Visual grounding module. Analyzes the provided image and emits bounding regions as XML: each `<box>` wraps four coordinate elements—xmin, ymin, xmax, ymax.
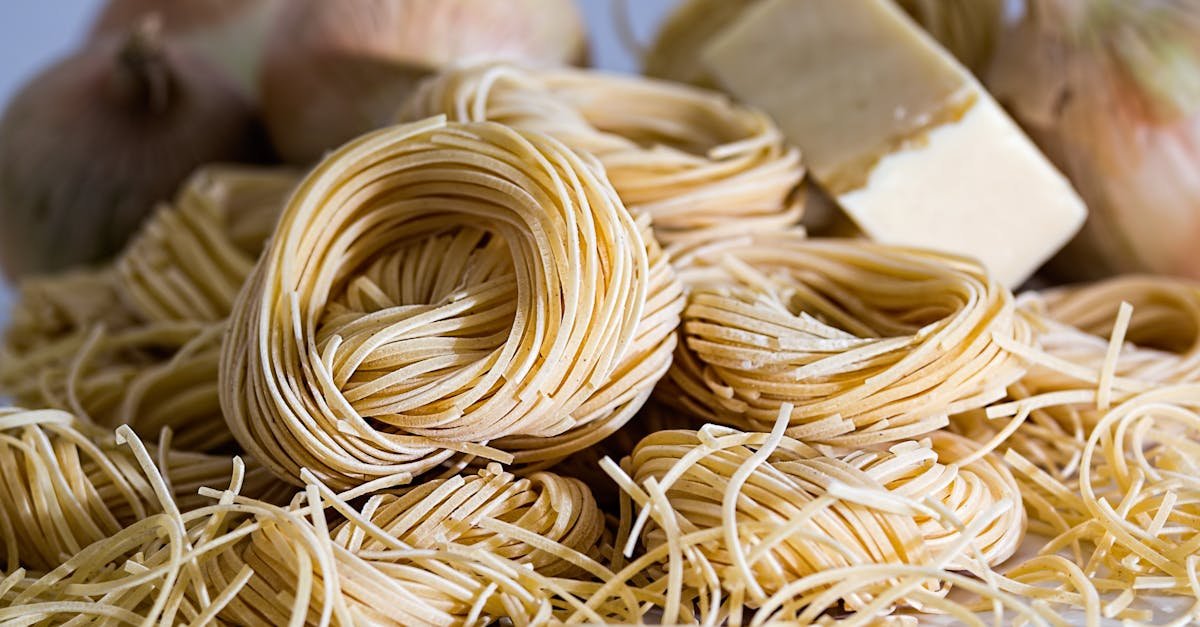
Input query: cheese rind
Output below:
<box><xmin>702</xmin><ymin>0</ymin><xmax>1086</xmax><ymax>287</ymax></box>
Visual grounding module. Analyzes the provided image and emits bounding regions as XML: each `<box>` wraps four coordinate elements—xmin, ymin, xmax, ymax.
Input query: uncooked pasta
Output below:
<box><xmin>661</xmin><ymin>233</ymin><xmax>1030</xmax><ymax>447</ymax></box>
<box><xmin>1003</xmin><ymin>385</ymin><xmax>1200</xmax><ymax>622</ymax></box>
<box><xmin>952</xmin><ymin>275</ymin><xmax>1200</xmax><ymax>477</ymax></box>
<box><xmin>399</xmin><ymin>62</ymin><xmax>805</xmax><ymax>251</ymax></box>
<box><xmin>2</xmin><ymin>429</ymin><xmax>650</xmax><ymax>625</ymax></box>
<box><xmin>0</xmin><ymin>424</ymin><xmax>288</xmax><ymax>624</ymax></box>
<box><xmin>220</xmin><ymin>117</ymin><xmax>682</xmax><ymax>489</ymax></box>
<box><xmin>116</xmin><ymin>166</ymin><xmax>299</xmax><ymax>324</ymax></box>
<box><xmin>0</xmin><ymin>166</ymin><xmax>297</xmax><ymax>452</ymax></box>
<box><xmin>0</xmin><ymin>318</ymin><xmax>211</xmax><ymax>435</ymax></box>
<box><xmin>210</xmin><ymin>464</ymin><xmax>617</xmax><ymax>625</ymax></box>
<box><xmin>1</xmin><ymin>266</ymin><xmax>137</xmax><ymax>356</ymax></box>
<box><xmin>601</xmin><ymin>412</ymin><xmax>1027</xmax><ymax>625</ymax></box>
<box><xmin>0</xmin><ymin>407</ymin><xmax>286</xmax><ymax>573</ymax></box>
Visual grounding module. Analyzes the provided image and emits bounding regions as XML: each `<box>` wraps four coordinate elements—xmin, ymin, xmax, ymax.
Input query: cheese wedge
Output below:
<box><xmin>701</xmin><ymin>0</ymin><xmax>1086</xmax><ymax>287</ymax></box>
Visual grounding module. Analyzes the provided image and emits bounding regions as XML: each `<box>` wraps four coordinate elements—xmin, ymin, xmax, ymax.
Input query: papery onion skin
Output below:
<box><xmin>260</xmin><ymin>0</ymin><xmax>589</xmax><ymax>164</ymax></box>
<box><xmin>0</xmin><ymin>23</ymin><xmax>265</xmax><ymax>280</ymax></box>
<box><xmin>88</xmin><ymin>0</ymin><xmax>283</xmax><ymax>97</ymax></box>
<box><xmin>989</xmin><ymin>0</ymin><xmax>1200</xmax><ymax>280</ymax></box>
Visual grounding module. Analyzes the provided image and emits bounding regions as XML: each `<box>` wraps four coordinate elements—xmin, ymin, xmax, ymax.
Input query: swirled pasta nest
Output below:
<box><xmin>661</xmin><ymin>233</ymin><xmax>1030</xmax><ymax>447</ymax></box>
<box><xmin>1</xmin><ymin>431</ymin><xmax>647</xmax><ymax>625</ymax></box>
<box><xmin>209</xmin><ymin>464</ymin><xmax>611</xmax><ymax>625</ymax></box>
<box><xmin>400</xmin><ymin>62</ymin><xmax>806</xmax><ymax>252</ymax></box>
<box><xmin>220</xmin><ymin>117</ymin><xmax>683</xmax><ymax>489</ymax></box>
<box><xmin>603</xmin><ymin>416</ymin><xmax>1024</xmax><ymax>624</ymax></box>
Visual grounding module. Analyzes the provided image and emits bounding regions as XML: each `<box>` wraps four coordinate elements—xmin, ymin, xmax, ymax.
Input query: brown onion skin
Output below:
<box><xmin>90</xmin><ymin>0</ymin><xmax>264</xmax><ymax>32</ymax></box>
<box><xmin>260</xmin><ymin>0</ymin><xmax>588</xmax><ymax>164</ymax></box>
<box><xmin>0</xmin><ymin>30</ymin><xmax>266</xmax><ymax>280</ymax></box>
<box><xmin>87</xmin><ymin>0</ymin><xmax>282</xmax><ymax>98</ymax></box>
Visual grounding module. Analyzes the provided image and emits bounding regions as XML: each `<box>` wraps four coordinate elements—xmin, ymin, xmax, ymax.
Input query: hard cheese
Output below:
<box><xmin>701</xmin><ymin>0</ymin><xmax>1086</xmax><ymax>287</ymax></box>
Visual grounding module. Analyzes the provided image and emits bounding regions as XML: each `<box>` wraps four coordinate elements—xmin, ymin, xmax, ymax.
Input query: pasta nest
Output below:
<box><xmin>400</xmin><ymin>62</ymin><xmax>806</xmax><ymax>252</ymax></box>
<box><xmin>0</xmin><ymin>407</ymin><xmax>285</xmax><ymax>572</ymax></box>
<box><xmin>220</xmin><ymin>117</ymin><xmax>683</xmax><ymax>489</ymax></box>
<box><xmin>1</xmin><ymin>439</ymin><xmax>640</xmax><ymax>625</ymax></box>
<box><xmin>662</xmin><ymin>233</ymin><xmax>1030</xmax><ymax>447</ymax></box>
<box><xmin>115</xmin><ymin>166</ymin><xmax>300</xmax><ymax>324</ymax></box>
<box><xmin>616</xmin><ymin>422</ymin><xmax>1025</xmax><ymax>621</ymax></box>
<box><xmin>209</xmin><ymin>464</ymin><xmax>608</xmax><ymax>625</ymax></box>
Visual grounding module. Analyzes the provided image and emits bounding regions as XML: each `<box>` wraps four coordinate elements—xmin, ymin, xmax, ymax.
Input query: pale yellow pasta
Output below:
<box><xmin>661</xmin><ymin>232</ymin><xmax>1029</xmax><ymax>447</ymax></box>
<box><xmin>211</xmin><ymin>465</ymin><xmax>625</xmax><ymax>626</ymax></box>
<box><xmin>0</xmin><ymin>408</ymin><xmax>286</xmax><ymax>573</ymax></box>
<box><xmin>1003</xmin><ymin>384</ymin><xmax>1200</xmax><ymax>619</ymax></box>
<box><xmin>116</xmin><ymin>166</ymin><xmax>299</xmax><ymax>324</ymax></box>
<box><xmin>0</xmin><ymin>424</ymin><xmax>282</xmax><ymax>624</ymax></box>
<box><xmin>2</xmin><ymin>266</ymin><xmax>137</xmax><ymax>356</ymax></box>
<box><xmin>605</xmin><ymin>416</ymin><xmax>1027</xmax><ymax>624</ymax></box>
<box><xmin>0</xmin><ymin>166</ymin><xmax>298</xmax><ymax>452</ymax></box>
<box><xmin>952</xmin><ymin>275</ymin><xmax>1200</xmax><ymax>477</ymax></box>
<box><xmin>400</xmin><ymin>62</ymin><xmax>805</xmax><ymax>252</ymax></box>
<box><xmin>0</xmin><ymin>318</ymin><xmax>218</xmax><ymax>443</ymax></box>
<box><xmin>220</xmin><ymin>117</ymin><xmax>682</xmax><ymax>489</ymax></box>
<box><xmin>1</xmin><ymin>424</ymin><xmax>649</xmax><ymax>626</ymax></box>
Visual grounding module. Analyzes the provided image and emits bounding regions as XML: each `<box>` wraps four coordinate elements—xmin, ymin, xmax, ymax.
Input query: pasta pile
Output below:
<box><xmin>220</xmin><ymin>117</ymin><xmax>683</xmax><ymax>489</ymax></box>
<box><xmin>0</xmin><ymin>408</ymin><xmax>286</xmax><ymax>573</ymax></box>
<box><xmin>662</xmin><ymin>233</ymin><xmax>1029</xmax><ymax>447</ymax></box>
<box><xmin>1</xmin><ymin>423</ymin><xmax>649</xmax><ymax>625</ymax></box>
<box><xmin>602</xmin><ymin>417</ymin><xmax>1024</xmax><ymax>624</ymax></box>
<box><xmin>0</xmin><ymin>166</ymin><xmax>297</xmax><ymax>451</ymax></box>
<box><xmin>209</xmin><ymin>464</ymin><xmax>613</xmax><ymax>625</ymax></box>
<box><xmin>399</xmin><ymin>63</ymin><xmax>805</xmax><ymax>252</ymax></box>
<box><xmin>1004</xmin><ymin>385</ymin><xmax>1200</xmax><ymax>620</ymax></box>
<box><xmin>952</xmin><ymin>275</ymin><xmax>1200</xmax><ymax>476</ymax></box>
<box><xmin>3</xmin><ymin>61</ymin><xmax>1200</xmax><ymax>625</ymax></box>
<box><xmin>116</xmin><ymin>167</ymin><xmax>300</xmax><ymax>324</ymax></box>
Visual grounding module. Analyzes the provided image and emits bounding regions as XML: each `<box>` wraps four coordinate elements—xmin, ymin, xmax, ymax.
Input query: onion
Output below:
<box><xmin>645</xmin><ymin>0</ymin><xmax>1002</xmax><ymax>85</ymax></box>
<box><xmin>260</xmin><ymin>0</ymin><xmax>588</xmax><ymax>164</ymax></box>
<box><xmin>0</xmin><ymin>17</ymin><xmax>265</xmax><ymax>280</ymax></box>
<box><xmin>989</xmin><ymin>0</ymin><xmax>1200</xmax><ymax>280</ymax></box>
<box><xmin>88</xmin><ymin>0</ymin><xmax>281</xmax><ymax>97</ymax></box>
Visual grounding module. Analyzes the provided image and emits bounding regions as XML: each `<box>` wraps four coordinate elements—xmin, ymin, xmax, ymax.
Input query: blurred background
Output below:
<box><xmin>0</xmin><ymin>0</ymin><xmax>681</xmax><ymax>324</ymax></box>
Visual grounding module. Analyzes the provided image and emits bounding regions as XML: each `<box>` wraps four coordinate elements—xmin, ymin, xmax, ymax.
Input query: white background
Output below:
<box><xmin>0</xmin><ymin>0</ymin><xmax>682</xmax><ymax>324</ymax></box>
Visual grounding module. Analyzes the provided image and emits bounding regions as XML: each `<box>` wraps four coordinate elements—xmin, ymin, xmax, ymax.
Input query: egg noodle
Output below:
<box><xmin>661</xmin><ymin>232</ymin><xmax>1030</xmax><ymax>448</ymax></box>
<box><xmin>400</xmin><ymin>63</ymin><xmax>805</xmax><ymax>253</ymax></box>
<box><xmin>1</xmin><ymin>69</ymin><xmax>1199</xmax><ymax>623</ymax></box>
<box><xmin>0</xmin><ymin>408</ymin><xmax>287</xmax><ymax>573</ymax></box>
<box><xmin>219</xmin><ymin>117</ymin><xmax>682</xmax><ymax>489</ymax></box>
<box><xmin>0</xmin><ymin>166</ymin><xmax>297</xmax><ymax>452</ymax></box>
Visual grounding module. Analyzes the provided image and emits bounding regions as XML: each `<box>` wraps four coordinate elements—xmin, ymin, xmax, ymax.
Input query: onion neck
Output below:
<box><xmin>110</xmin><ymin>15</ymin><xmax>175</xmax><ymax>114</ymax></box>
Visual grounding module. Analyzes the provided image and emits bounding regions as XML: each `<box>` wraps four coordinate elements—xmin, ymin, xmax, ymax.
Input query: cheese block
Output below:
<box><xmin>700</xmin><ymin>0</ymin><xmax>1086</xmax><ymax>287</ymax></box>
